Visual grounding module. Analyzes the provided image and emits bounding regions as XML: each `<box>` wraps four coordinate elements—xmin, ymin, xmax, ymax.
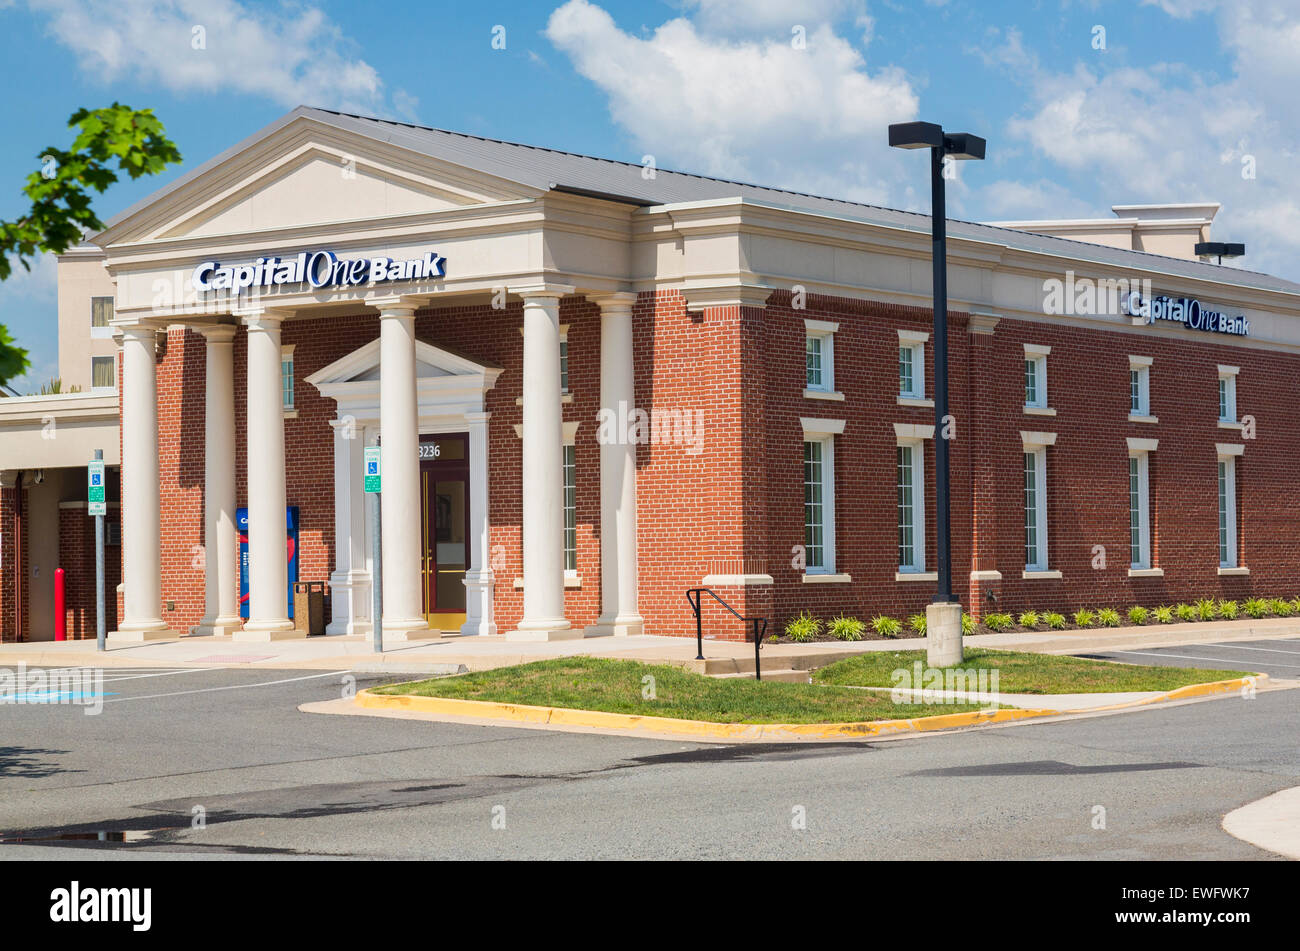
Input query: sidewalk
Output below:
<box><xmin>1</xmin><ymin>615</ymin><xmax>1297</xmax><ymax>673</ymax></box>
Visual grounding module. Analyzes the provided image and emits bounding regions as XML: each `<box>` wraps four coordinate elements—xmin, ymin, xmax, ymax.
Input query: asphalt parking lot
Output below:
<box><xmin>1075</xmin><ymin>637</ymin><xmax>1300</xmax><ymax>680</ymax></box>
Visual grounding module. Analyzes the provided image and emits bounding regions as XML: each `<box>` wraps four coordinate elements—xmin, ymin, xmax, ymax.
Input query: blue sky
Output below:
<box><xmin>1</xmin><ymin>0</ymin><xmax>1294</xmax><ymax>391</ymax></box>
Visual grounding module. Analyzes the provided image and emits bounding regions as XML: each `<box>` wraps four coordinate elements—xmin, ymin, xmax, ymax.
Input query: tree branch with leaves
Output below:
<box><xmin>0</xmin><ymin>103</ymin><xmax>182</xmax><ymax>385</ymax></box>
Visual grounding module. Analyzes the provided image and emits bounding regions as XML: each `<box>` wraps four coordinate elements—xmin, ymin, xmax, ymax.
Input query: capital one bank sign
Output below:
<box><xmin>1124</xmin><ymin>291</ymin><xmax>1249</xmax><ymax>337</ymax></box>
<box><xmin>191</xmin><ymin>249</ymin><xmax>446</xmax><ymax>296</ymax></box>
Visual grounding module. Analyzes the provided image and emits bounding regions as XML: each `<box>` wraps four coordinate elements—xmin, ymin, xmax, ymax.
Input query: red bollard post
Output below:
<box><xmin>54</xmin><ymin>567</ymin><xmax>66</xmax><ymax>641</ymax></box>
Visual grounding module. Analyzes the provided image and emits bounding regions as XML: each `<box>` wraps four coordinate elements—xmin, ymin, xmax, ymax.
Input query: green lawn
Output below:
<box><xmin>372</xmin><ymin>657</ymin><xmax>985</xmax><ymax>724</ymax></box>
<box><xmin>812</xmin><ymin>648</ymin><xmax>1254</xmax><ymax>695</ymax></box>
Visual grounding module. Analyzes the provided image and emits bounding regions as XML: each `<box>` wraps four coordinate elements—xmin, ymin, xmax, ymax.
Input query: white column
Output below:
<box><xmin>461</xmin><ymin>411</ymin><xmax>496</xmax><ymax>636</ymax></box>
<box><xmin>377</xmin><ymin>298</ymin><xmax>433</xmax><ymax>639</ymax></box>
<box><xmin>110</xmin><ymin>323</ymin><xmax>171</xmax><ymax>640</ymax></box>
<box><xmin>192</xmin><ymin>324</ymin><xmax>241</xmax><ymax>637</ymax></box>
<box><xmin>326</xmin><ymin>417</ymin><xmax>369</xmax><ymax>635</ymax></box>
<box><xmin>586</xmin><ymin>293</ymin><xmax>644</xmax><ymax>637</ymax></box>
<box><xmin>236</xmin><ymin>309</ymin><xmax>298</xmax><ymax>640</ymax></box>
<box><xmin>508</xmin><ymin>287</ymin><xmax>574</xmax><ymax>640</ymax></box>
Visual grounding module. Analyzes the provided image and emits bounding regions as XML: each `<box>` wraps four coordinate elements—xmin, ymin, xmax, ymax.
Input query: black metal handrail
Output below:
<box><xmin>686</xmin><ymin>588</ymin><xmax>769</xmax><ymax>681</ymax></box>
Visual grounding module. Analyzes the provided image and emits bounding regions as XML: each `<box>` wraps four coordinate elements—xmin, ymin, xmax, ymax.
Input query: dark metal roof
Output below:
<box><xmin>104</xmin><ymin>105</ymin><xmax>1300</xmax><ymax>298</ymax></box>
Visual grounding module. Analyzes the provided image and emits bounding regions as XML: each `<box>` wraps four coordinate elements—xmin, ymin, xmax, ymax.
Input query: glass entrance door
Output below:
<box><xmin>419</xmin><ymin>434</ymin><xmax>469</xmax><ymax>630</ymax></box>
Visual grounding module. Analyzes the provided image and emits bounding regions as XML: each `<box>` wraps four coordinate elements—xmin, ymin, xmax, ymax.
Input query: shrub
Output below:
<box><xmin>1018</xmin><ymin>610</ymin><xmax>1041</xmax><ymax>629</ymax></box>
<box><xmin>784</xmin><ymin>610</ymin><xmax>821</xmax><ymax>642</ymax></box>
<box><xmin>1290</xmin><ymin>597</ymin><xmax>1300</xmax><ymax>615</ymax></box>
<box><xmin>1175</xmin><ymin>603</ymin><xmax>1196</xmax><ymax>621</ymax></box>
<box><xmin>1218</xmin><ymin>599</ymin><xmax>1239</xmax><ymax>620</ymax></box>
<box><xmin>1127</xmin><ymin>605</ymin><xmax>1149</xmax><ymax>625</ymax></box>
<box><xmin>1073</xmin><ymin>609</ymin><xmax>1095</xmax><ymax>628</ymax></box>
<box><xmin>1195</xmin><ymin>598</ymin><xmax>1218</xmax><ymax>621</ymax></box>
<box><xmin>828</xmin><ymin>615</ymin><xmax>865</xmax><ymax>641</ymax></box>
<box><xmin>908</xmin><ymin>613</ymin><xmax>927</xmax><ymax>636</ymax></box>
<box><xmin>984</xmin><ymin>612</ymin><xmax>1013</xmax><ymax>632</ymax></box>
<box><xmin>1152</xmin><ymin>605</ymin><xmax>1174</xmax><ymax>624</ymax></box>
<box><xmin>1044</xmin><ymin>611</ymin><xmax>1067</xmax><ymax>630</ymax></box>
<box><xmin>872</xmin><ymin>615</ymin><xmax>902</xmax><ymax>638</ymax></box>
<box><xmin>1243</xmin><ymin>597</ymin><xmax>1269</xmax><ymax>619</ymax></box>
<box><xmin>1270</xmin><ymin>598</ymin><xmax>1293</xmax><ymax>617</ymax></box>
<box><xmin>961</xmin><ymin>613</ymin><xmax>975</xmax><ymax>636</ymax></box>
<box><xmin>1097</xmin><ymin>607</ymin><xmax>1121</xmax><ymax>627</ymax></box>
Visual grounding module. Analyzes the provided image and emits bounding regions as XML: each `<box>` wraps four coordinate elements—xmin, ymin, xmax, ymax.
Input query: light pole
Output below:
<box><xmin>889</xmin><ymin>121</ymin><xmax>985</xmax><ymax>666</ymax></box>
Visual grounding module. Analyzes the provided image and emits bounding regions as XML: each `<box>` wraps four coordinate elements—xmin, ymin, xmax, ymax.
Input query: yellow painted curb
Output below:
<box><xmin>352</xmin><ymin>675</ymin><xmax>1258</xmax><ymax>741</ymax></box>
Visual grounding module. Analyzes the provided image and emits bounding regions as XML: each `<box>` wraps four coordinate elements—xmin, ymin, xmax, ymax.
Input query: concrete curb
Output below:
<box><xmin>352</xmin><ymin>675</ymin><xmax>1262</xmax><ymax>742</ymax></box>
<box><xmin>1222</xmin><ymin>785</ymin><xmax>1300</xmax><ymax>859</ymax></box>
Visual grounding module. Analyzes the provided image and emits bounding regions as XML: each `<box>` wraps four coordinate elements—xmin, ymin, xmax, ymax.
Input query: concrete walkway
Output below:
<box><xmin>2</xmin><ymin>615</ymin><xmax>1299</xmax><ymax>672</ymax></box>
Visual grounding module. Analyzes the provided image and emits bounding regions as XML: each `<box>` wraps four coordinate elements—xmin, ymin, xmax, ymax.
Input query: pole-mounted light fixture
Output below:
<box><xmin>1194</xmin><ymin>241</ymin><xmax>1245</xmax><ymax>265</ymax></box>
<box><xmin>890</xmin><ymin>120</ymin><xmax>985</xmax><ymax>665</ymax></box>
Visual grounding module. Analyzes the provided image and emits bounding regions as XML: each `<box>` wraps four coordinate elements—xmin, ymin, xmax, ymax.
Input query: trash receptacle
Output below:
<box><xmin>293</xmin><ymin>581</ymin><xmax>327</xmax><ymax>636</ymax></box>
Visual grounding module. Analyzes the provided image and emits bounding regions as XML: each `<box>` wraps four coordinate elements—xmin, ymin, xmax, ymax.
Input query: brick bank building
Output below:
<box><xmin>5</xmin><ymin>106</ymin><xmax>1300</xmax><ymax>643</ymax></box>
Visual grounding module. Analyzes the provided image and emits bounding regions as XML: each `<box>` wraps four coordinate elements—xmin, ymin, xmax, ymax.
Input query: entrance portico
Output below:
<box><xmin>94</xmin><ymin>106</ymin><xmax>650</xmax><ymax>644</ymax></box>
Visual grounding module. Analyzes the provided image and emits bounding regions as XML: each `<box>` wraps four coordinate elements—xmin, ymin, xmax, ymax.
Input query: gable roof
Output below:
<box><xmin>102</xmin><ymin>105</ymin><xmax>1300</xmax><ymax>297</ymax></box>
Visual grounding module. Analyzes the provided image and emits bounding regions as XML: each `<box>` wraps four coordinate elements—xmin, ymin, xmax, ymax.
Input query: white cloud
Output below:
<box><xmin>988</xmin><ymin>1</ymin><xmax>1300</xmax><ymax>278</ymax></box>
<box><xmin>545</xmin><ymin>0</ymin><xmax>917</xmax><ymax>203</ymax></box>
<box><xmin>23</xmin><ymin>0</ymin><xmax>416</xmax><ymax>118</ymax></box>
<box><xmin>981</xmin><ymin>179</ymin><xmax>1098</xmax><ymax>220</ymax></box>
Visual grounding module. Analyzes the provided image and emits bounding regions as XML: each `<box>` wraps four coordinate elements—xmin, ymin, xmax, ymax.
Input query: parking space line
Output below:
<box><xmin>102</xmin><ymin>670</ymin><xmax>346</xmax><ymax>703</ymax></box>
<box><xmin>1101</xmin><ymin>648</ymin><xmax>1300</xmax><ymax>670</ymax></box>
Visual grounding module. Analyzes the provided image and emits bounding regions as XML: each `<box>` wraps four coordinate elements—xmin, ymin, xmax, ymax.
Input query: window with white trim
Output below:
<box><xmin>804</xmin><ymin>319</ymin><xmax>837</xmax><ymax>394</ymax></box>
<box><xmin>898</xmin><ymin>330</ymin><xmax>927</xmax><ymax>400</ymax></box>
<box><xmin>559</xmin><ymin>326</ymin><xmax>570</xmax><ymax>394</ymax></box>
<box><xmin>804</xmin><ymin>441</ymin><xmax>824</xmax><ymax>570</ymax></box>
<box><xmin>803</xmin><ymin>437</ymin><xmax>836</xmax><ymax>572</ymax></box>
<box><xmin>1129</xmin><ymin>452</ymin><xmax>1151</xmax><ymax>570</ymax></box>
<box><xmin>897</xmin><ymin>443</ymin><xmax>926</xmax><ymax>572</ymax></box>
<box><xmin>563</xmin><ymin>443</ymin><xmax>577</xmax><ymax>572</ymax></box>
<box><xmin>280</xmin><ymin>346</ymin><xmax>295</xmax><ymax>411</ymax></box>
<box><xmin>1024</xmin><ymin>447</ymin><xmax>1048</xmax><ymax>570</ymax></box>
<box><xmin>91</xmin><ymin>296</ymin><xmax>113</xmax><ymax>328</ymax></box>
<box><xmin>1024</xmin><ymin>344</ymin><xmax>1049</xmax><ymax>409</ymax></box>
<box><xmin>1218</xmin><ymin>456</ymin><xmax>1237</xmax><ymax>569</ymax></box>
<box><xmin>1129</xmin><ymin>355</ymin><xmax>1151</xmax><ymax>417</ymax></box>
<box><xmin>91</xmin><ymin>355</ymin><xmax>115</xmax><ymax>389</ymax></box>
<box><xmin>1218</xmin><ymin>365</ymin><xmax>1238</xmax><ymax>424</ymax></box>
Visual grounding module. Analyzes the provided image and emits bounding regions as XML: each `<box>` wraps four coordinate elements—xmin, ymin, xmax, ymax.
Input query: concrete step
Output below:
<box><xmin>691</xmin><ymin>650</ymin><xmax>852</xmax><ymax>675</ymax></box>
<box><xmin>708</xmin><ymin>668</ymin><xmax>811</xmax><ymax>684</ymax></box>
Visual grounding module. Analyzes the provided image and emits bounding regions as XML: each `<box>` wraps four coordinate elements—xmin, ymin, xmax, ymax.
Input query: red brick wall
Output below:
<box><xmin>755</xmin><ymin>291</ymin><xmax>972</xmax><ymax>631</ymax></box>
<box><xmin>0</xmin><ymin>485</ymin><xmax>18</xmax><ymax>641</ymax></box>
<box><xmin>57</xmin><ymin>505</ymin><xmax>121</xmax><ymax>638</ymax></box>
<box><xmin>129</xmin><ymin>287</ymin><xmax>1300</xmax><ymax>642</ymax></box>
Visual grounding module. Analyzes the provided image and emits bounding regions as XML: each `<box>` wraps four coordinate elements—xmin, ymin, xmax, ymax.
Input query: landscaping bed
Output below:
<box><xmin>372</xmin><ymin>657</ymin><xmax>985</xmax><ymax>723</ymax></box>
<box><xmin>812</xmin><ymin>647</ymin><xmax>1255</xmax><ymax>694</ymax></box>
<box><xmin>765</xmin><ymin>597</ymin><xmax>1300</xmax><ymax>644</ymax></box>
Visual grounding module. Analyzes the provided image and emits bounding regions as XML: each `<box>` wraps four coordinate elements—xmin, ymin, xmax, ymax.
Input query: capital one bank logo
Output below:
<box><xmin>191</xmin><ymin>249</ymin><xmax>446</xmax><ymax>296</ymax></box>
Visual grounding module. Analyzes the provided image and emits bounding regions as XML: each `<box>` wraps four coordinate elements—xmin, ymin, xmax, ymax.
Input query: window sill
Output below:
<box><xmin>1022</xmin><ymin>569</ymin><xmax>1062</xmax><ymax>580</ymax></box>
<box><xmin>513</xmin><ymin>575</ymin><xmax>583</xmax><ymax>589</ymax></box>
<box><xmin>1128</xmin><ymin>414</ymin><xmax>1158</xmax><ymax>424</ymax></box>
<box><xmin>803</xmin><ymin>388</ymin><xmax>844</xmax><ymax>401</ymax></box>
<box><xmin>895</xmin><ymin>570</ymin><xmax>937</xmax><ymax>582</ymax></box>
<box><xmin>283</xmin><ymin>409</ymin><xmax>299</xmax><ymax>419</ymax></box>
<box><xmin>1217</xmin><ymin>566</ymin><xmax>1250</xmax><ymax>576</ymax></box>
<box><xmin>1217</xmin><ymin>420</ymin><xmax>1243</xmax><ymax>430</ymax></box>
<box><xmin>515</xmin><ymin>394</ymin><xmax>575</xmax><ymax>406</ymax></box>
<box><xmin>897</xmin><ymin>396</ymin><xmax>933</xmax><ymax>408</ymax></box>
<box><xmin>802</xmin><ymin>572</ymin><xmax>852</xmax><ymax>583</ymax></box>
<box><xmin>1127</xmin><ymin>567</ymin><xmax>1164</xmax><ymax>578</ymax></box>
<box><xmin>1023</xmin><ymin>406</ymin><xmax>1056</xmax><ymax>416</ymax></box>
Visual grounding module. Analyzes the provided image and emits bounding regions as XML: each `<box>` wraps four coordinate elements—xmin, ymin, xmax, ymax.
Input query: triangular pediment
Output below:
<box><xmin>96</xmin><ymin>111</ymin><xmax>542</xmax><ymax>246</ymax></box>
<box><xmin>306</xmin><ymin>338</ymin><xmax>501</xmax><ymax>389</ymax></box>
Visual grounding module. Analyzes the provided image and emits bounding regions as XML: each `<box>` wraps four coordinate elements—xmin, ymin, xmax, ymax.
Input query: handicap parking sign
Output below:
<box><xmin>363</xmin><ymin>446</ymin><xmax>382</xmax><ymax>493</ymax></box>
